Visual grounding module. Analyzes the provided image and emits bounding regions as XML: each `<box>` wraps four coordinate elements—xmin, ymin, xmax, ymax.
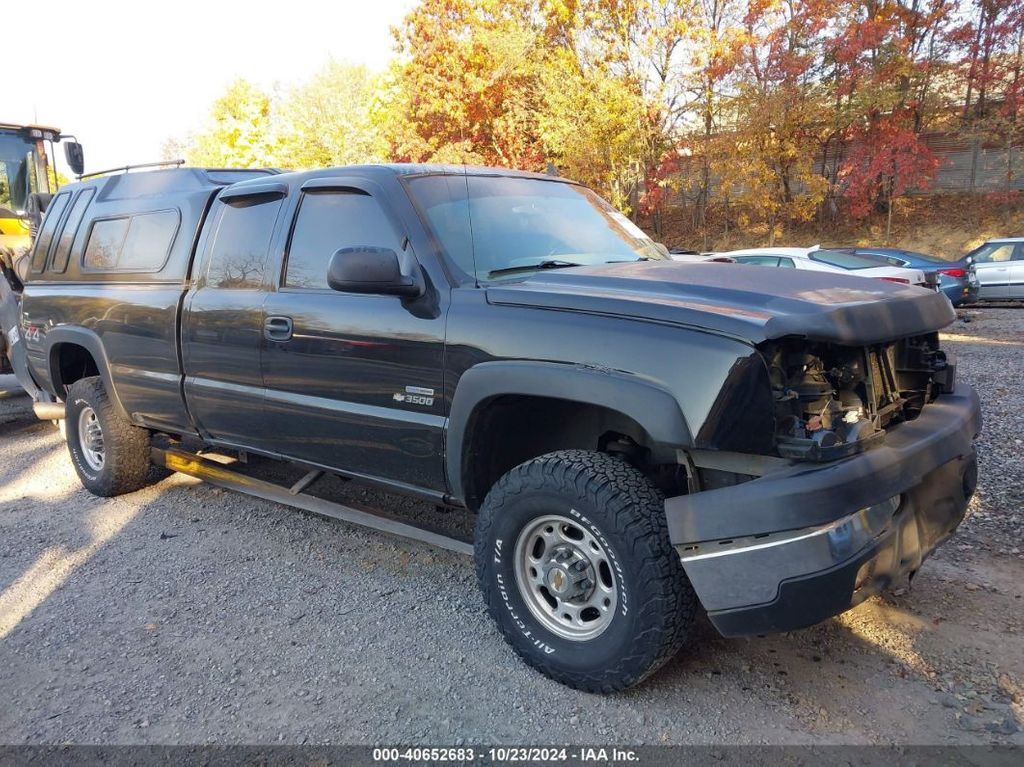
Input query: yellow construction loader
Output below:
<box><xmin>1</xmin><ymin>122</ymin><xmax>84</xmax><ymax>385</ymax></box>
<box><xmin>0</xmin><ymin>122</ymin><xmax>84</xmax><ymax>251</ymax></box>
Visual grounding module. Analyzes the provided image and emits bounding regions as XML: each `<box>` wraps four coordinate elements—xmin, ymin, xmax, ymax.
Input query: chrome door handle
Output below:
<box><xmin>263</xmin><ymin>316</ymin><xmax>293</xmax><ymax>341</ymax></box>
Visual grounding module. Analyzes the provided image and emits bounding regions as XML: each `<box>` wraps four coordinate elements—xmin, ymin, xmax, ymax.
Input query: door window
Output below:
<box><xmin>284</xmin><ymin>190</ymin><xmax>404</xmax><ymax>290</ymax></box>
<box><xmin>204</xmin><ymin>196</ymin><xmax>284</xmax><ymax>289</ymax></box>
<box><xmin>971</xmin><ymin>243</ymin><xmax>1016</xmax><ymax>263</ymax></box>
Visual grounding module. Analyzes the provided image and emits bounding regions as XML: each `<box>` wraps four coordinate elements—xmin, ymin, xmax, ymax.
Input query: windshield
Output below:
<box><xmin>0</xmin><ymin>131</ymin><xmax>39</xmax><ymax>214</ymax></box>
<box><xmin>406</xmin><ymin>174</ymin><xmax>666</xmax><ymax>281</ymax></box>
<box><xmin>809</xmin><ymin>248</ymin><xmax>887</xmax><ymax>271</ymax></box>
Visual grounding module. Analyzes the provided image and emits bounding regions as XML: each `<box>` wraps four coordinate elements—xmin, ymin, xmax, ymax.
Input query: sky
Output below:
<box><xmin>5</xmin><ymin>0</ymin><xmax>415</xmax><ymax>176</ymax></box>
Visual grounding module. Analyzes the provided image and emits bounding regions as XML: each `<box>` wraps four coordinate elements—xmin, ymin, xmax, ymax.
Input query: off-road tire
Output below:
<box><xmin>65</xmin><ymin>376</ymin><xmax>154</xmax><ymax>496</ymax></box>
<box><xmin>475</xmin><ymin>449</ymin><xmax>696</xmax><ymax>692</ymax></box>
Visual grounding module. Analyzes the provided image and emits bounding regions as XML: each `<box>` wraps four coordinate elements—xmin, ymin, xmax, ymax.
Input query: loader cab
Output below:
<box><xmin>0</xmin><ymin>123</ymin><xmax>83</xmax><ymax>254</ymax></box>
<box><xmin>0</xmin><ymin>126</ymin><xmax>47</xmax><ymax>252</ymax></box>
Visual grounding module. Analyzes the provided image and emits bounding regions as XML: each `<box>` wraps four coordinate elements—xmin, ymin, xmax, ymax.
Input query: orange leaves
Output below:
<box><xmin>839</xmin><ymin>112</ymin><xmax>940</xmax><ymax>218</ymax></box>
<box><xmin>381</xmin><ymin>0</ymin><xmax>547</xmax><ymax>168</ymax></box>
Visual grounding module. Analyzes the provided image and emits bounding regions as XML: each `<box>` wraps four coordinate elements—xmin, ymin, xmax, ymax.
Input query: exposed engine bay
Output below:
<box><xmin>761</xmin><ymin>333</ymin><xmax>956</xmax><ymax>461</ymax></box>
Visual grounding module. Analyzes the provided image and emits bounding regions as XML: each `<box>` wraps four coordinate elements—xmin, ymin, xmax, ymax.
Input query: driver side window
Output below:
<box><xmin>285</xmin><ymin>190</ymin><xmax>404</xmax><ymax>290</ymax></box>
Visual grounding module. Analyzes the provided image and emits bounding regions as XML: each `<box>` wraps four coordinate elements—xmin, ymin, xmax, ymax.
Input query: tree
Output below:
<box><xmin>678</xmin><ymin>0</ymin><xmax>744</xmax><ymax>243</ymax></box>
<box><xmin>839</xmin><ymin>109</ymin><xmax>940</xmax><ymax>233</ymax></box>
<box><xmin>380</xmin><ymin>0</ymin><xmax>546</xmax><ymax>168</ymax></box>
<box><xmin>536</xmin><ymin>1</ymin><xmax>689</xmax><ymax>217</ymax></box>
<box><xmin>184</xmin><ymin>79</ymin><xmax>279</xmax><ymax>168</ymax></box>
<box><xmin>537</xmin><ymin>49</ymin><xmax>652</xmax><ymax>211</ymax></box>
<box><xmin>166</xmin><ymin>0</ymin><xmax>1024</xmax><ymax>245</ymax></box>
<box><xmin>827</xmin><ymin>1</ymin><xmax>951</xmax><ymax>235</ymax></box>
<box><xmin>276</xmin><ymin>61</ymin><xmax>384</xmax><ymax>168</ymax></box>
<box><xmin>955</xmin><ymin>0</ymin><xmax>1024</xmax><ymax>195</ymax></box>
<box><xmin>725</xmin><ymin>0</ymin><xmax>828</xmax><ymax>244</ymax></box>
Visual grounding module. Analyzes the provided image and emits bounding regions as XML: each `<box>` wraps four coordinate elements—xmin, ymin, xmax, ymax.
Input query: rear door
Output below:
<box><xmin>259</xmin><ymin>177</ymin><xmax>447</xmax><ymax>491</ymax></box>
<box><xmin>181</xmin><ymin>184</ymin><xmax>286</xmax><ymax>445</ymax></box>
<box><xmin>970</xmin><ymin>242</ymin><xmax>1016</xmax><ymax>300</ymax></box>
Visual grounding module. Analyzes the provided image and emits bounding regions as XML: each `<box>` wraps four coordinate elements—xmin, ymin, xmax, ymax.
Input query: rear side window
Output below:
<box><xmin>120</xmin><ymin>211</ymin><xmax>179</xmax><ymax>270</ymax></box>
<box><xmin>736</xmin><ymin>256</ymin><xmax>781</xmax><ymax>267</ymax></box>
<box><xmin>854</xmin><ymin>250</ymin><xmax>906</xmax><ymax>267</ymax></box>
<box><xmin>30</xmin><ymin>192</ymin><xmax>71</xmax><ymax>273</ymax></box>
<box><xmin>204</xmin><ymin>196</ymin><xmax>284</xmax><ymax>289</ymax></box>
<box><xmin>83</xmin><ymin>210</ymin><xmax>179</xmax><ymax>272</ymax></box>
<box><xmin>809</xmin><ymin>249</ymin><xmax>883</xmax><ymax>270</ymax></box>
<box><xmin>285</xmin><ymin>191</ymin><xmax>404</xmax><ymax>290</ymax></box>
<box><xmin>83</xmin><ymin>218</ymin><xmax>129</xmax><ymax>270</ymax></box>
<box><xmin>51</xmin><ymin>189</ymin><xmax>96</xmax><ymax>272</ymax></box>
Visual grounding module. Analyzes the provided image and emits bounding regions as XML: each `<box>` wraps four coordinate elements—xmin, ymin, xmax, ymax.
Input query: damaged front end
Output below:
<box><xmin>665</xmin><ymin>328</ymin><xmax>980</xmax><ymax>638</ymax></box>
<box><xmin>760</xmin><ymin>333</ymin><xmax>956</xmax><ymax>462</ymax></box>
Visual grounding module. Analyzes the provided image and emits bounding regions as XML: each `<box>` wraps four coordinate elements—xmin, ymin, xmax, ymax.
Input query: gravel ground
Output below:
<box><xmin>0</xmin><ymin>309</ymin><xmax>1022</xmax><ymax>746</ymax></box>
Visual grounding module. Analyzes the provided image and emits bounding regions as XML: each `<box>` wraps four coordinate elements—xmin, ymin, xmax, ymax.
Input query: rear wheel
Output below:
<box><xmin>475</xmin><ymin>449</ymin><xmax>696</xmax><ymax>692</ymax></box>
<box><xmin>65</xmin><ymin>376</ymin><xmax>155</xmax><ymax>496</ymax></box>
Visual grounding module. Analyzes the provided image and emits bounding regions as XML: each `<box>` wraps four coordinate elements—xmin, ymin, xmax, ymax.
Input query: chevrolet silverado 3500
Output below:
<box><xmin>0</xmin><ymin>164</ymin><xmax>980</xmax><ymax>691</ymax></box>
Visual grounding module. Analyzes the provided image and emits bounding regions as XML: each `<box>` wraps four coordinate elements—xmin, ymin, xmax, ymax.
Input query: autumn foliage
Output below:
<box><xmin>175</xmin><ymin>0</ymin><xmax>1024</xmax><ymax>243</ymax></box>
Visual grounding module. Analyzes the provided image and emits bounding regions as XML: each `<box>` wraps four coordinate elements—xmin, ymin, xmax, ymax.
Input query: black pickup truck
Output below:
<box><xmin>0</xmin><ymin>164</ymin><xmax>980</xmax><ymax>692</ymax></box>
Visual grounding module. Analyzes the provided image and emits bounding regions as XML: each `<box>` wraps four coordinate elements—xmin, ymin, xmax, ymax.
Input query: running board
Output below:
<box><xmin>151</xmin><ymin>447</ymin><xmax>473</xmax><ymax>557</ymax></box>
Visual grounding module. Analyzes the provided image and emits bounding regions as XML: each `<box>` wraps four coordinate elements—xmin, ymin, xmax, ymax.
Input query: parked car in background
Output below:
<box><xmin>668</xmin><ymin>248</ymin><xmax>735</xmax><ymax>263</ymax></box>
<box><xmin>717</xmin><ymin>246</ymin><xmax>929</xmax><ymax>287</ymax></box>
<box><xmin>832</xmin><ymin>247</ymin><xmax>978</xmax><ymax>307</ymax></box>
<box><xmin>961</xmin><ymin>238</ymin><xmax>1024</xmax><ymax>302</ymax></box>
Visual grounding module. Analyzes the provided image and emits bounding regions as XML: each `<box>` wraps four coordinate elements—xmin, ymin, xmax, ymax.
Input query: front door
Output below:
<box><xmin>1009</xmin><ymin>244</ymin><xmax>1024</xmax><ymax>299</ymax></box>
<box><xmin>970</xmin><ymin>242</ymin><xmax>1017</xmax><ymax>300</ymax></box>
<box><xmin>259</xmin><ymin>179</ymin><xmax>447</xmax><ymax>492</ymax></box>
<box><xmin>181</xmin><ymin>187</ymin><xmax>285</xmax><ymax>445</ymax></box>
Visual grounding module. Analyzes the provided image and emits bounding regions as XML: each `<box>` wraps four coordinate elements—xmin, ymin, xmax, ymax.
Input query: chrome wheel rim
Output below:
<box><xmin>513</xmin><ymin>514</ymin><xmax>618</xmax><ymax>641</ymax></box>
<box><xmin>78</xmin><ymin>406</ymin><xmax>105</xmax><ymax>472</ymax></box>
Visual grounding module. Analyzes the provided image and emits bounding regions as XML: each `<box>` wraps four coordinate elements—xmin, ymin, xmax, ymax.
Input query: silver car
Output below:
<box><xmin>964</xmin><ymin>238</ymin><xmax>1024</xmax><ymax>301</ymax></box>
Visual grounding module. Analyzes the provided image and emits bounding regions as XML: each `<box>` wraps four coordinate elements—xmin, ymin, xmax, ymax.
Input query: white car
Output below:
<box><xmin>668</xmin><ymin>250</ymin><xmax>735</xmax><ymax>264</ymax></box>
<box><xmin>716</xmin><ymin>246</ymin><xmax>929</xmax><ymax>286</ymax></box>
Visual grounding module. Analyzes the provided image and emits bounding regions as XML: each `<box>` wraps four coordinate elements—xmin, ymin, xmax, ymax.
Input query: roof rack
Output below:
<box><xmin>78</xmin><ymin>158</ymin><xmax>186</xmax><ymax>180</ymax></box>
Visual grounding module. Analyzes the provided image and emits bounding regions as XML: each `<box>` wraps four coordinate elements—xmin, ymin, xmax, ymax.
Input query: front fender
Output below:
<box><xmin>446</xmin><ymin>360</ymin><xmax>692</xmax><ymax>502</ymax></box>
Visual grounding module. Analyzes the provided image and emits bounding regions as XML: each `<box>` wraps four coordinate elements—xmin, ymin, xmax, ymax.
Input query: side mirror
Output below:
<box><xmin>64</xmin><ymin>141</ymin><xmax>85</xmax><ymax>176</ymax></box>
<box><xmin>327</xmin><ymin>247</ymin><xmax>423</xmax><ymax>297</ymax></box>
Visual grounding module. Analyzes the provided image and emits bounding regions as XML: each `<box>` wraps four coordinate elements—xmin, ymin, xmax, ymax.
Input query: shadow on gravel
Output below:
<box><xmin>0</xmin><ymin>417</ymin><xmax>52</xmax><ymax>437</ymax></box>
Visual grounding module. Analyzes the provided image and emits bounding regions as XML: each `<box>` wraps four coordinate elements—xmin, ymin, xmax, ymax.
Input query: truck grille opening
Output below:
<box><xmin>761</xmin><ymin>333</ymin><xmax>953</xmax><ymax>461</ymax></box>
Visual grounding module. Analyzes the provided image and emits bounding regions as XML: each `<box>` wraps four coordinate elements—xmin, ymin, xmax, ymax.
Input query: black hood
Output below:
<box><xmin>486</xmin><ymin>260</ymin><xmax>955</xmax><ymax>345</ymax></box>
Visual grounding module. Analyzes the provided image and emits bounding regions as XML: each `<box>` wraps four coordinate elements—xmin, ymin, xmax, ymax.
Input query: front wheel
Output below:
<box><xmin>474</xmin><ymin>450</ymin><xmax>696</xmax><ymax>692</ymax></box>
<box><xmin>65</xmin><ymin>376</ymin><xmax>156</xmax><ymax>496</ymax></box>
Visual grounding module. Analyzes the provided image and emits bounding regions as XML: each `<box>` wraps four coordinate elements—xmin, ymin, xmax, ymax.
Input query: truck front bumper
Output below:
<box><xmin>665</xmin><ymin>386</ymin><xmax>981</xmax><ymax>637</ymax></box>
